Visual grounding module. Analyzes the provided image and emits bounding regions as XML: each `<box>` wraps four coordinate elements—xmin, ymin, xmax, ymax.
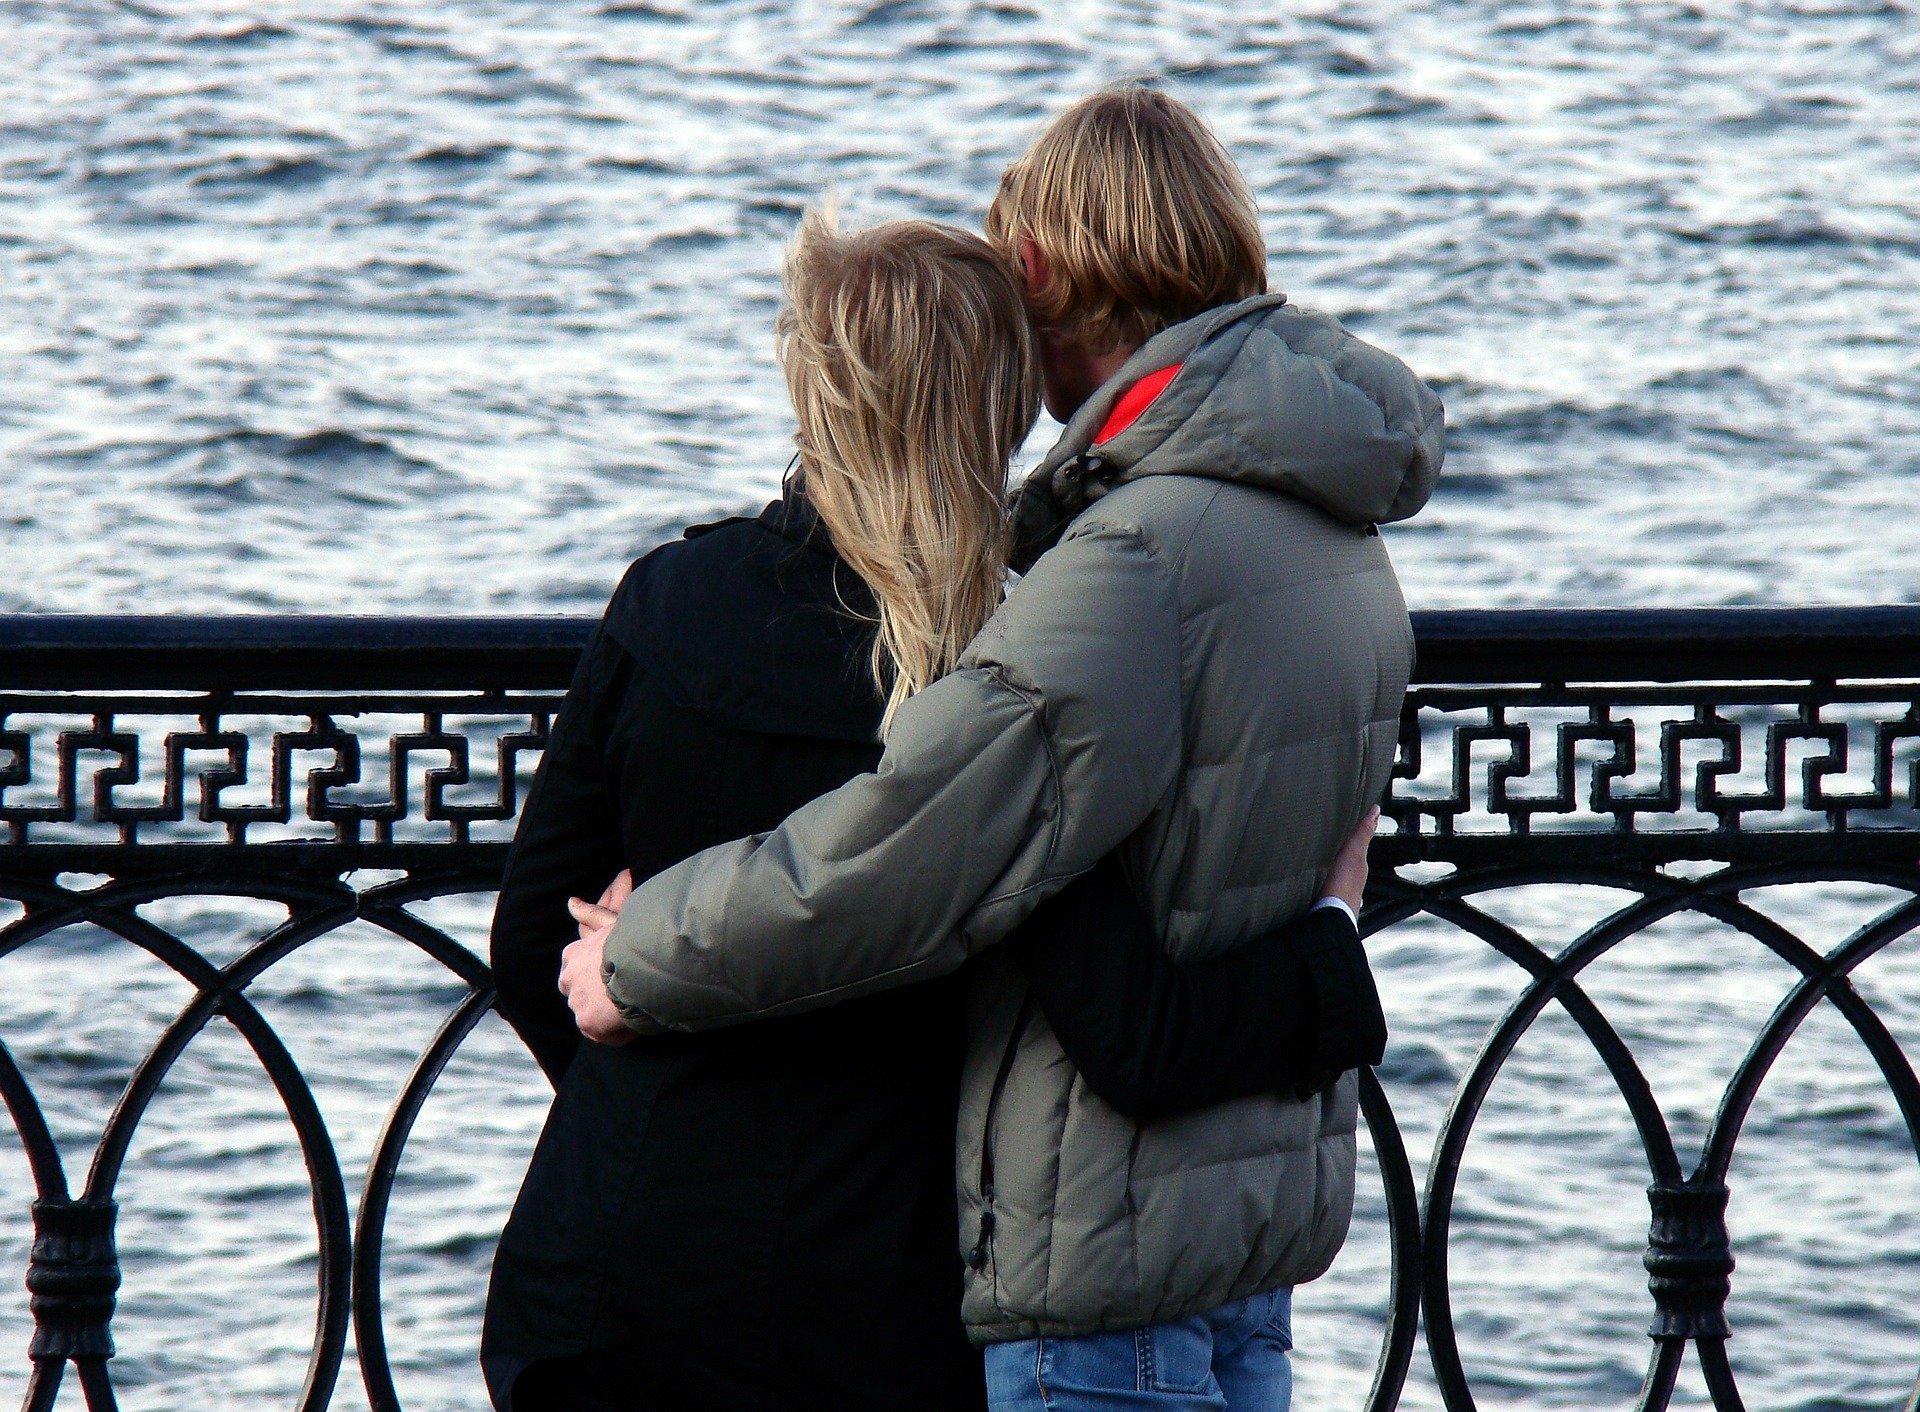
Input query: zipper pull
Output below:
<box><xmin>966</xmin><ymin>1201</ymin><xmax>996</xmax><ymax>1271</ymax></box>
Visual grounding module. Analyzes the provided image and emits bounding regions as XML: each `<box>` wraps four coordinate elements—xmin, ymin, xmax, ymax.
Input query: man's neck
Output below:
<box><xmin>1042</xmin><ymin>334</ymin><xmax>1143</xmax><ymax>422</ymax></box>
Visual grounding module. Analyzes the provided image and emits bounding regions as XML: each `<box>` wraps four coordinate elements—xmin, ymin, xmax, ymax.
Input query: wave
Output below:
<box><xmin>848</xmin><ymin>0</ymin><xmax>932</xmax><ymax>29</ymax></box>
<box><xmin>589</xmin><ymin>155</ymin><xmax>680</xmax><ymax>174</ymax></box>
<box><xmin>644</xmin><ymin>228</ymin><xmax>728</xmax><ymax>253</ymax></box>
<box><xmin>188</xmin><ymin>154</ymin><xmax>335</xmax><ymax>190</ymax></box>
<box><xmin>181</xmin><ymin>22</ymin><xmax>292</xmax><ymax>45</ymax></box>
<box><xmin>1435</xmin><ymin>472</ymin><xmax>1514</xmax><ymax>500</ymax></box>
<box><xmin>1779</xmin><ymin>0</ymin><xmax>1909</xmax><ymax>16</ymax></box>
<box><xmin>599</xmin><ymin>2</ymin><xmax>692</xmax><ymax>18</ymax></box>
<box><xmin>1492</xmin><ymin>15</ymin><xmax>1590</xmax><ymax>37</ymax></box>
<box><xmin>1347</xmin><ymin>87</ymin><xmax>1449</xmax><ymax>121</ymax></box>
<box><xmin>1645</xmin><ymin>366</ymin><xmax>1782</xmax><ymax>401</ymax></box>
<box><xmin>1376</xmin><ymin>1041</ymin><xmax>1455</xmax><ymax>1087</ymax></box>
<box><xmin>1449</xmin><ymin>391</ymin><xmax>1798</xmax><ymax>457</ymax></box>
<box><xmin>337</xmin><ymin>13</ymin><xmax>410</xmax><ymax>35</ymax></box>
<box><xmin>1449</xmin><ymin>401</ymin><xmax>1687</xmax><ymax>446</ymax></box>
<box><xmin>355</xmin><ymin>257</ymin><xmax>457</xmax><ymax>280</ymax></box>
<box><xmin>1668</xmin><ymin>216</ymin><xmax>1920</xmax><ymax>254</ymax></box>
<box><xmin>213</xmin><ymin>428</ymin><xmax>434</xmax><ymax>466</ymax></box>
<box><xmin>1713</xmin><ymin>95</ymin><xmax>1851</xmax><ymax>132</ymax></box>
<box><xmin>154</xmin><ymin>429</ymin><xmax>451</xmax><ymax>510</ymax></box>
<box><xmin>411</xmin><ymin>142</ymin><xmax>509</xmax><ymax>167</ymax></box>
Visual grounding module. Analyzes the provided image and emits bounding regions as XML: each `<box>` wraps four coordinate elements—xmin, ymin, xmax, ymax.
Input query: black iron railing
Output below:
<box><xmin>2</xmin><ymin>609</ymin><xmax>1917</xmax><ymax>1411</ymax></box>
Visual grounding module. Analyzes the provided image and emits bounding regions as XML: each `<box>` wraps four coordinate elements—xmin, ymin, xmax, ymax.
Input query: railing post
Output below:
<box><xmin>1644</xmin><ymin>1178</ymin><xmax>1734</xmax><ymax>1341</ymax></box>
<box><xmin>26</xmin><ymin>1197</ymin><xmax>120</xmax><ymax>1361</ymax></box>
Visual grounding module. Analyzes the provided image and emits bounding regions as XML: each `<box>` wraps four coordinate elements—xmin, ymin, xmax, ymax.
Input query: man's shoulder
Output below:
<box><xmin>1047</xmin><ymin>472</ymin><xmax>1389</xmax><ymax>639</ymax></box>
<box><xmin>1062</xmin><ymin>474</ymin><xmax>1221</xmax><ymax>564</ymax></box>
<box><xmin>961</xmin><ymin>485</ymin><xmax>1191</xmax><ymax>681</ymax></box>
<box><xmin>1061</xmin><ymin>472</ymin><xmax>1332</xmax><ymax>582</ymax></box>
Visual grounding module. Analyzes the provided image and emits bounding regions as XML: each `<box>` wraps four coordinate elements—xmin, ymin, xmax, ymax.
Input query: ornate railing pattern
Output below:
<box><xmin>2</xmin><ymin>609</ymin><xmax>1917</xmax><ymax>1411</ymax></box>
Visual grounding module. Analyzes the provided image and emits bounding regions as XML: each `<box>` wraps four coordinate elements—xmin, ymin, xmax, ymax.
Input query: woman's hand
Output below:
<box><xmin>559</xmin><ymin>869</ymin><xmax>637</xmax><ymax>1046</ymax></box>
<box><xmin>1322</xmin><ymin>807</ymin><xmax>1379</xmax><ymax>916</ymax></box>
<box><xmin>585</xmin><ymin>868</ymin><xmax>635</xmax><ymax>926</ymax></box>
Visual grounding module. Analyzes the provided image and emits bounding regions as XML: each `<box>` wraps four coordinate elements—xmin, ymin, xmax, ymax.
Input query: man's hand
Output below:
<box><xmin>1323</xmin><ymin>807</ymin><xmax>1379</xmax><ymax>915</ymax></box>
<box><xmin>558</xmin><ymin>869</ymin><xmax>637</xmax><ymax>1046</ymax></box>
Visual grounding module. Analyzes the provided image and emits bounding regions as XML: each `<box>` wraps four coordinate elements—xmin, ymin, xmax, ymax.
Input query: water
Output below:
<box><xmin>1</xmin><ymin>1</ymin><xmax>1917</xmax><ymax>1408</ymax></box>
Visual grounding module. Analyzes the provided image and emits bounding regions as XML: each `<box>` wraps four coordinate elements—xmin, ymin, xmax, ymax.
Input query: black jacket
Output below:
<box><xmin>481</xmin><ymin>493</ymin><xmax>1384</xmax><ymax>1411</ymax></box>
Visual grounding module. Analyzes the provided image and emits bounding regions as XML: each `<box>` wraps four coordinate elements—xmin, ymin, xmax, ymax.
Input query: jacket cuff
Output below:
<box><xmin>1310</xmin><ymin>895</ymin><xmax>1358</xmax><ymax>926</ymax></box>
<box><xmin>601</xmin><ymin>956</ymin><xmax>670</xmax><ymax>1036</ymax></box>
<box><xmin>1290</xmin><ymin>908</ymin><xmax>1389</xmax><ymax>1099</ymax></box>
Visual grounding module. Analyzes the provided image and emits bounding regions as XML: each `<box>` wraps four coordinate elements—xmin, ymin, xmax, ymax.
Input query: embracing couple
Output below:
<box><xmin>481</xmin><ymin>84</ymin><xmax>1443</xmax><ymax>1412</ymax></box>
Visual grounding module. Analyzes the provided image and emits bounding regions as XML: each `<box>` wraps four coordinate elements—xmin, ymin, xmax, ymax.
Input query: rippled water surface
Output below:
<box><xmin>2</xmin><ymin>1</ymin><xmax>1918</xmax><ymax>1409</ymax></box>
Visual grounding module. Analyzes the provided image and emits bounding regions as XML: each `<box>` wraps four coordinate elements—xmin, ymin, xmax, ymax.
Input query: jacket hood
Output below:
<box><xmin>1010</xmin><ymin>294</ymin><xmax>1444</xmax><ymax>570</ymax></box>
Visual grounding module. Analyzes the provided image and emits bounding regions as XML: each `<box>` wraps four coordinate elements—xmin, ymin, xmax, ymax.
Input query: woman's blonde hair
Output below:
<box><xmin>985</xmin><ymin>83</ymin><xmax>1267</xmax><ymax>353</ymax></box>
<box><xmin>778</xmin><ymin>209</ymin><xmax>1041</xmax><ymax>733</ymax></box>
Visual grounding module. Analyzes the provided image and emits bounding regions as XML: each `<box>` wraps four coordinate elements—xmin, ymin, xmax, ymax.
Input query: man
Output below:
<box><xmin>564</xmin><ymin>85</ymin><xmax>1442</xmax><ymax>1408</ymax></box>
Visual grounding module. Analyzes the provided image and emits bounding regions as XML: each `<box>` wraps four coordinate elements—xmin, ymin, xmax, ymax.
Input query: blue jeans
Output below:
<box><xmin>982</xmin><ymin>1287</ymin><xmax>1293</xmax><ymax>1411</ymax></box>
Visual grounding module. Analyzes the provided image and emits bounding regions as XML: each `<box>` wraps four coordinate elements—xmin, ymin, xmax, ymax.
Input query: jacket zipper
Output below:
<box><xmin>967</xmin><ymin>995</ymin><xmax>1036</xmax><ymax>1272</ymax></box>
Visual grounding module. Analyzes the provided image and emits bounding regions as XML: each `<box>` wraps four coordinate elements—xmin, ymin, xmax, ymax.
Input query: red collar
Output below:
<box><xmin>1092</xmin><ymin>363</ymin><xmax>1183</xmax><ymax>446</ymax></box>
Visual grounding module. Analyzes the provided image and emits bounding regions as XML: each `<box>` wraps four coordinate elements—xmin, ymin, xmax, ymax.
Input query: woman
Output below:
<box><xmin>482</xmin><ymin>214</ymin><xmax>1384</xmax><ymax>1410</ymax></box>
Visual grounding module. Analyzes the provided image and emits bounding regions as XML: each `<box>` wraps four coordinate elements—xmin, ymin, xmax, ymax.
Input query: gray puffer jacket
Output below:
<box><xmin>602</xmin><ymin>293</ymin><xmax>1443</xmax><ymax>1341</ymax></box>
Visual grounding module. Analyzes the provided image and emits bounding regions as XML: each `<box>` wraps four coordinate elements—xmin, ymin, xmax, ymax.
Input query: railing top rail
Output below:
<box><xmin>0</xmin><ymin>614</ymin><xmax>590</xmax><ymax>690</ymax></box>
<box><xmin>1</xmin><ymin>606</ymin><xmax>1916</xmax><ymax>690</ymax></box>
<box><xmin>1408</xmin><ymin>605</ymin><xmax>1920</xmax><ymax>684</ymax></box>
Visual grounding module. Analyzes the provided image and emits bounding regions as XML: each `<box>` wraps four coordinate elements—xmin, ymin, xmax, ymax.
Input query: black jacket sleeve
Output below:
<box><xmin>1010</xmin><ymin>854</ymin><xmax>1388</xmax><ymax>1122</ymax></box>
<box><xmin>489</xmin><ymin>626</ymin><xmax>631</xmax><ymax>1086</ymax></box>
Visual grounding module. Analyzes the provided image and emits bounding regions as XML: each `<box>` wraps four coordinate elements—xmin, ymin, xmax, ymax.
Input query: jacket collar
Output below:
<box><xmin>1008</xmin><ymin>295</ymin><xmax>1290</xmax><ymax>570</ymax></box>
<box><xmin>758</xmin><ymin>485</ymin><xmax>838</xmax><ymax>558</ymax></box>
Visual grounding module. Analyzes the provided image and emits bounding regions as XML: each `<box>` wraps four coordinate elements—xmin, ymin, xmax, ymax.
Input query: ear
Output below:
<box><xmin>1017</xmin><ymin>237</ymin><xmax>1050</xmax><ymax>293</ymax></box>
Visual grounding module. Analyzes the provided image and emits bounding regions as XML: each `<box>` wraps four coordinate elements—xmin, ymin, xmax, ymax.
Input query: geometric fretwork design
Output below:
<box><xmin>0</xmin><ymin>694</ymin><xmax>557</xmax><ymax>853</ymax></box>
<box><xmin>3</xmin><ymin>610</ymin><xmax>1917</xmax><ymax>1410</ymax></box>
<box><xmin>1389</xmin><ymin>685</ymin><xmax>1920</xmax><ymax>862</ymax></box>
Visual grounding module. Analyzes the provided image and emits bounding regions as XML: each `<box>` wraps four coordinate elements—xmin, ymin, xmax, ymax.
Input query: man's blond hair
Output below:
<box><xmin>985</xmin><ymin>84</ymin><xmax>1267</xmax><ymax>353</ymax></box>
<box><xmin>778</xmin><ymin>210</ymin><xmax>1041</xmax><ymax>733</ymax></box>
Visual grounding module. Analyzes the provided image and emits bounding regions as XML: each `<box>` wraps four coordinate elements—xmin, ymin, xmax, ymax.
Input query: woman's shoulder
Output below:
<box><xmin>595</xmin><ymin>502</ymin><xmax>883</xmax><ymax>744</ymax></box>
<box><xmin>597</xmin><ymin>504</ymin><xmax>830</xmax><ymax>650</ymax></box>
<box><xmin>600</xmin><ymin>512</ymin><xmax>754</xmax><ymax>615</ymax></box>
